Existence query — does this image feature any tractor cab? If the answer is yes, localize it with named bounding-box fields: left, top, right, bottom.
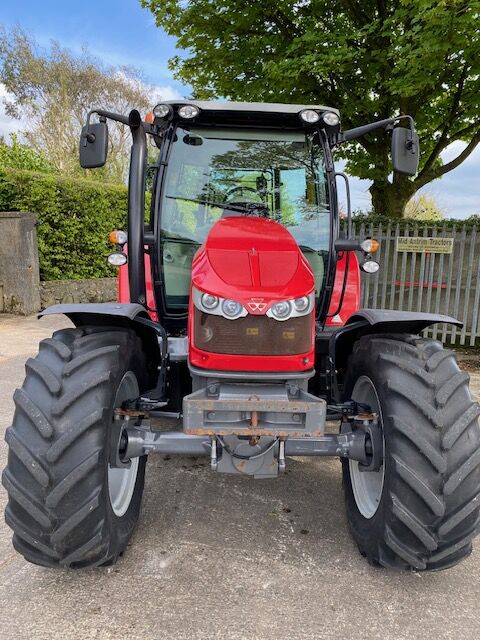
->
left=157, top=108, right=332, bottom=318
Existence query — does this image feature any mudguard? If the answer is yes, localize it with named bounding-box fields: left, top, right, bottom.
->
left=39, top=302, right=149, bottom=324
left=39, top=303, right=163, bottom=386
left=345, top=309, right=462, bottom=333
left=327, top=308, right=462, bottom=402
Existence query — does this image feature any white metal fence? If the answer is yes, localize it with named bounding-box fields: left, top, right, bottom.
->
left=355, top=222, right=480, bottom=345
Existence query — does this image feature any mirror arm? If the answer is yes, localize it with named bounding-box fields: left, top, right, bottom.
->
left=85, top=109, right=163, bottom=140
left=338, top=117, right=395, bottom=142
left=86, top=109, right=130, bottom=127
left=338, top=114, right=416, bottom=144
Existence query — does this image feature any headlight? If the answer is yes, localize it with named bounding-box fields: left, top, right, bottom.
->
left=153, top=103, right=171, bottom=118
left=192, top=287, right=248, bottom=319
left=201, top=293, right=219, bottom=310
left=270, top=300, right=292, bottom=320
left=178, top=104, right=200, bottom=119
left=361, top=260, right=380, bottom=274
left=107, top=252, right=128, bottom=266
left=293, top=296, right=310, bottom=313
left=192, top=287, right=314, bottom=322
left=222, top=299, right=243, bottom=319
left=266, top=292, right=314, bottom=321
left=322, top=111, right=340, bottom=127
left=299, top=109, right=320, bottom=124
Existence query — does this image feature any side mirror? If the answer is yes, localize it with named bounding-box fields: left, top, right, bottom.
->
left=79, top=121, right=108, bottom=168
left=391, top=126, right=419, bottom=176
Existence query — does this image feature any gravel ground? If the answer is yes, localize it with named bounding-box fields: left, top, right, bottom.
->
left=0, top=314, right=479, bottom=640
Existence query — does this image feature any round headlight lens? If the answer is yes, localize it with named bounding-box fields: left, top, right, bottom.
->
left=271, top=300, right=292, bottom=320
left=361, top=260, right=380, bottom=274
left=178, top=104, right=200, bottom=119
left=107, top=252, right=128, bottom=267
left=293, top=296, right=310, bottom=313
left=299, top=109, right=321, bottom=124
left=201, top=293, right=219, bottom=310
left=222, top=299, right=243, bottom=319
left=322, top=111, right=340, bottom=127
left=153, top=103, right=171, bottom=118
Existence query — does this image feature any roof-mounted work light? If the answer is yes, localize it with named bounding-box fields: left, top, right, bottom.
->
left=322, top=111, right=340, bottom=127
left=153, top=103, right=172, bottom=118
left=299, top=109, right=321, bottom=124
left=178, top=104, right=200, bottom=119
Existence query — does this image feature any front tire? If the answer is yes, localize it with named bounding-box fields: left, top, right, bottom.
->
left=342, top=334, right=480, bottom=571
left=2, top=326, right=147, bottom=568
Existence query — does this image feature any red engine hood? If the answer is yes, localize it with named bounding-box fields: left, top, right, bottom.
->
left=192, top=216, right=314, bottom=307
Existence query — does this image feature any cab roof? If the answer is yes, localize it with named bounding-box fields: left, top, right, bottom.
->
left=164, top=100, right=340, bottom=128
left=166, top=100, right=339, bottom=116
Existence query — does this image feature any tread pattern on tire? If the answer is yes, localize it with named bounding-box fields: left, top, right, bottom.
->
left=344, top=334, right=480, bottom=571
left=2, top=326, right=144, bottom=568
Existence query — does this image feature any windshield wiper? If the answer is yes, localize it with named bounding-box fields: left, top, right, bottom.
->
left=166, top=194, right=250, bottom=214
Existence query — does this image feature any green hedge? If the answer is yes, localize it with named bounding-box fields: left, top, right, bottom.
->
left=0, top=167, right=129, bottom=280
left=348, top=213, right=480, bottom=230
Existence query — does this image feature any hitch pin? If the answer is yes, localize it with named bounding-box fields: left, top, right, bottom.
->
left=210, top=437, right=218, bottom=471
left=278, top=440, right=286, bottom=473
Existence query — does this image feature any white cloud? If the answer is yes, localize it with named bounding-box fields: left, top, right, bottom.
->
left=151, top=84, right=184, bottom=102
left=113, top=70, right=184, bottom=105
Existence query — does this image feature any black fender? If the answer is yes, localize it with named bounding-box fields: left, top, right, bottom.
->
left=326, top=309, right=462, bottom=402
left=39, top=303, right=165, bottom=387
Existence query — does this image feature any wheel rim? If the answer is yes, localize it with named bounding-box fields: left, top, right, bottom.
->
left=348, top=376, right=385, bottom=519
left=108, top=371, right=140, bottom=517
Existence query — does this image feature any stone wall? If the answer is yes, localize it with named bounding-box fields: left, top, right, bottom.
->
left=0, top=212, right=40, bottom=315
left=40, top=278, right=117, bottom=308
left=0, top=211, right=118, bottom=315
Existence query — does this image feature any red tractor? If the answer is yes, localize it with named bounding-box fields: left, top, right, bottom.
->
left=3, top=101, right=480, bottom=571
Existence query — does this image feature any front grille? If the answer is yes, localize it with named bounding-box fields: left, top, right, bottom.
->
left=193, top=308, right=312, bottom=355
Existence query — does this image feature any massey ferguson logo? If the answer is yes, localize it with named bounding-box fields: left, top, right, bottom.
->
left=247, top=298, right=267, bottom=313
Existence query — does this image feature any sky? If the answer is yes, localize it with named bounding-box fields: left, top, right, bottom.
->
left=0, top=0, right=478, bottom=219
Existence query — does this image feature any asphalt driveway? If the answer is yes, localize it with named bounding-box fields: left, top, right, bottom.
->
left=0, top=314, right=479, bottom=640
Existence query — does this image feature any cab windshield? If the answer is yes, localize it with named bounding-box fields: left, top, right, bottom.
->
left=160, top=126, right=331, bottom=311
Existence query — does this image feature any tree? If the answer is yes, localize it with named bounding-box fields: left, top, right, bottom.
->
left=0, top=27, right=156, bottom=182
left=141, top=0, right=480, bottom=217
left=404, top=193, right=445, bottom=220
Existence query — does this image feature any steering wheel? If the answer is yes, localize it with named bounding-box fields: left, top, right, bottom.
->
left=223, top=185, right=270, bottom=218
left=224, top=185, right=261, bottom=202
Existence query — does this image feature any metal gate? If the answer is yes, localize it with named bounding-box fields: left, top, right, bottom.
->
left=355, top=222, right=480, bottom=345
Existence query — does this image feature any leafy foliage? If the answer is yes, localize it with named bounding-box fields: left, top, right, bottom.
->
left=0, top=167, right=129, bottom=280
left=0, top=27, right=155, bottom=182
left=404, top=193, right=445, bottom=221
left=142, top=0, right=480, bottom=217
left=349, top=211, right=480, bottom=230
left=0, top=133, right=56, bottom=173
